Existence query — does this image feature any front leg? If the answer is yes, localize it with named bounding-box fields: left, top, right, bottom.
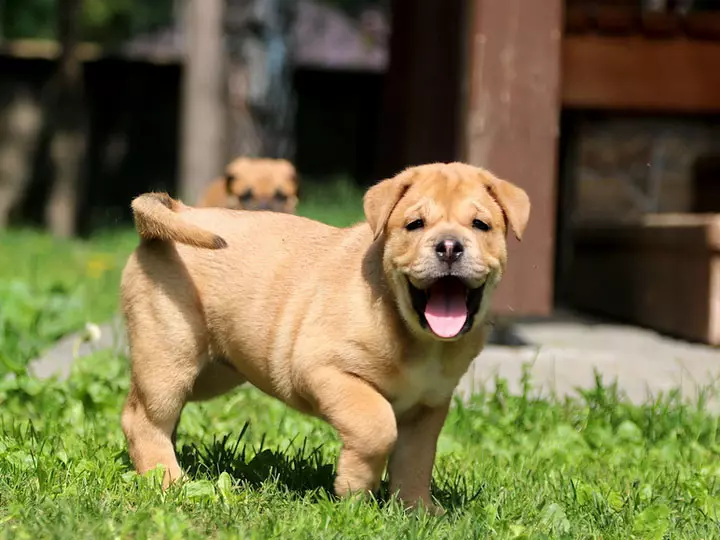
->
left=306, top=368, right=398, bottom=497
left=387, top=400, right=451, bottom=513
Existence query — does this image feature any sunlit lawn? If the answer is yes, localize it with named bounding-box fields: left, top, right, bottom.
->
left=1, top=180, right=719, bottom=538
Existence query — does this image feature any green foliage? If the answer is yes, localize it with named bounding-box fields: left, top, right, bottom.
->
left=1, top=0, right=174, bottom=43
left=2, top=343, right=720, bottom=537
left=0, top=229, right=135, bottom=376
left=0, top=0, right=387, bottom=44
left=296, top=176, right=366, bottom=228
left=319, top=0, right=389, bottom=16
left=1, top=0, right=56, bottom=41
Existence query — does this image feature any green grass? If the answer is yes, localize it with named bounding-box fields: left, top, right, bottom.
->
left=296, top=177, right=366, bottom=227
left=0, top=229, right=136, bottom=375
left=2, top=184, right=720, bottom=538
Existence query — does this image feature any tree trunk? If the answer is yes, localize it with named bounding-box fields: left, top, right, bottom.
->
left=179, top=0, right=225, bottom=205
left=44, top=0, right=87, bottom=238
left=225, top=0, right=296, bottom=160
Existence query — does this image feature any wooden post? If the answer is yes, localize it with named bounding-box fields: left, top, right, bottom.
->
left=179, top=0, right=225, bottom=205
left=45, top=0, right=87, bottom=238
left=462, top=0, right=562, bottom=316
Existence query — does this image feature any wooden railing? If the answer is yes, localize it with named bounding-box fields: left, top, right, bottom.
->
left=565, top=1, right=720, bottom=39
left=562, top=1, right=720, bottom=111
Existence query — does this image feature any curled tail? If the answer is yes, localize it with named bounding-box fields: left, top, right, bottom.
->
left=131, top=193, right=227, bottom=249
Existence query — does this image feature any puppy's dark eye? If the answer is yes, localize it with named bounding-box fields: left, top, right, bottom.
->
left=273, top=189, right=288, bottom=202
left=225, top=174, right=236, bottom=193
left=405, top=218, right=424, bottom=231
left=239, top=189, right=253, bottom=202
left=472, top=219, right=490, bottom=231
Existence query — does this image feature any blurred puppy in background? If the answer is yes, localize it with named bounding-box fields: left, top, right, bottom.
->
left=198, top=157, right=299, bottom=213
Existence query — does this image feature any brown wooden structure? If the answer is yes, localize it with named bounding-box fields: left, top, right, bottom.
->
left=462, top=0, right=562, bottom=316
left=382, top=0, right=720, bottom=316
left=563, top=35, right=720, bottom=113
left=380, top=0, right=562, bottom=316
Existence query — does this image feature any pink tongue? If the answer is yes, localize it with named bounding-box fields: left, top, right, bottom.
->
left=424, top=279, right=468, bottom=338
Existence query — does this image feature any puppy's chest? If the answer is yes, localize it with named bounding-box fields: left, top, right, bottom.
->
left=390, top=355, right=460, bottom=416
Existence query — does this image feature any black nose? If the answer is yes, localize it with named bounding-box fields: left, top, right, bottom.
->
left=251, top=200, right=274, bottom=211
left=435, top=238, right=464, bottom=263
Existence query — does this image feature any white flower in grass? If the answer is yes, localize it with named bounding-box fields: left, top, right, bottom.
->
left=72, top=322, right=103, bottom=359
left=84, top=322, right=102, bottom=343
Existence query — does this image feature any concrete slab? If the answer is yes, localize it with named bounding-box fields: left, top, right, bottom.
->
left=27, top=309, right=720, bottom=408
left=459, top=311, right=720, bottom=409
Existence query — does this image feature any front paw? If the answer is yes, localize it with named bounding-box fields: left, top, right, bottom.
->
left=401, top=496, right=446, bottom=516
left=333, top=474, right=378, bottom=499
left=420, top=502, right=446, bottom=517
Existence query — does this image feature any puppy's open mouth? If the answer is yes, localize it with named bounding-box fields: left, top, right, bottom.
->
left=407, top=277, right=485, bottom=339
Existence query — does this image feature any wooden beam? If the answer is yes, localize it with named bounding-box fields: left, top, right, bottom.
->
left=462, top=0, right=562, bottom=316
left=1, top=39, right=102, bottom=61
left=562, top=35, right=720, bottom=112
left=0, top=38, right=181, bottom=64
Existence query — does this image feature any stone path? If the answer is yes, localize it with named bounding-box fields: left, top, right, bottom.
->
left=28, top=310, right=720, bottom=409
left=27, top=316, right=127, bottom=380
left=458, top=311, right=720, bottom=410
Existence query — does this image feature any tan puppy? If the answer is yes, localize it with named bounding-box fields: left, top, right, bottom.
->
left=120, top=162, right=530, bottom=513
left=198, top=157, right=299, bottom=213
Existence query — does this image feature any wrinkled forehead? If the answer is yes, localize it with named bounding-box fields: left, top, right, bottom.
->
left=229, top=163, right=297, bottom=196
left=272, top=160, right=296, bottom=176
left=395, top=173, right=502, bottom=223
left=229, top=160, right=294, bottom=176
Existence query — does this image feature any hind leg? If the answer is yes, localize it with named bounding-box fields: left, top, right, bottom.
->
left=122, top=338, right=207, bottom=487
left=120, top=277, right=210, bottom=486
left=122, top=376, right=189, bottom=487
left=122, top=339, right=246, bottom=486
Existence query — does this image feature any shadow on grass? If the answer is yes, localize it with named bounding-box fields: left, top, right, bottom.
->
left=173, top=421, right=482, bottom=512
left=177, top=423, right=336, bottom=498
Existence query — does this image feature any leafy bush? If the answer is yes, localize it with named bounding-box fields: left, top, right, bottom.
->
left=1, top=0, right=174, bottom=43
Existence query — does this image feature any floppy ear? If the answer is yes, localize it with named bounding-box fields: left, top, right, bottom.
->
left=481, top=170, right=531, bottom=241
left=363, top=171, right=414, bottom=241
